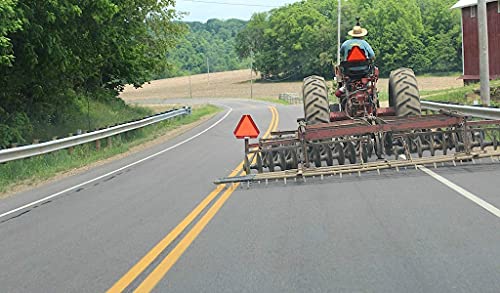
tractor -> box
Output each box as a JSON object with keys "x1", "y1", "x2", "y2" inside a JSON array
[{"x1": 215, "y1": 46, "x2": 500, "y2": 185}]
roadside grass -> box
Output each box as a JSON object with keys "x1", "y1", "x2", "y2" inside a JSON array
[
  {"x1": 0, "y1": 104, "x2": 221, "y2": 195},
  {"x1": 416, "y1": 72, "x2": 461, "y2": 78},
  {"x1": 256, "y1": 97, "x2": 292, "y2": 105},
  {"x1": 421, "y1": 79, "x2": 500, "y2": 106},
  {"x1": 31, "y1": 97, "x2": 155, "y2": 143}
]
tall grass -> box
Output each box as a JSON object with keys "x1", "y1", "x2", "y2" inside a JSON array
[
  {"x1": 0, "y1": 104, "x2": 220, "y2": 194},
  {"x1": 421, "y1": 80, "x2": 500, "y2": 106}
]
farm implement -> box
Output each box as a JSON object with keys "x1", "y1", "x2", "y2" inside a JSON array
[{"x1": 215, "y1": 57, "x2": 500, "y2": 185}]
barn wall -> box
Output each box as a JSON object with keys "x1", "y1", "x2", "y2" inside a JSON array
[{"x1": 462, "y1": 2, "x2": 500, "y2": 80}]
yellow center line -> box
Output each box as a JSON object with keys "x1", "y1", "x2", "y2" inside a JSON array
[
  {"x1": 133, "y1": 107, "x2": 279, "y2": 292},
  {"x1": 106, "y1": 106, "x2": 278, "y2": 293}
]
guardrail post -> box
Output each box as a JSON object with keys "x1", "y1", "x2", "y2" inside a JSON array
[
  {"x1": 107, "y1": 137, "x2": 112, "y2": 148},
  {"x1": 68, "y1": 134, "x2": 74, "y2": 155},
  {"x1": 0, "y1": 106, "x2": 193, "y2": 164}
]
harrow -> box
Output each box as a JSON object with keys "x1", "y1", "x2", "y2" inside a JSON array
[
  {"x1": 216, "y1": 110, "x2": 500, "y2": 185},
  {"x1": 215, "y1": 62, "x2": 500, "y2": 185}
]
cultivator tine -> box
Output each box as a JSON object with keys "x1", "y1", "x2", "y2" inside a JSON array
[{"x1": 215, "y1": 113, "x2": 500, "y2": 186}]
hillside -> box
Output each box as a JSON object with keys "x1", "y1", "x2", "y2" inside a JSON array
[{"x1": 157, "y1": 19, "x2": 249, "y2": 79}]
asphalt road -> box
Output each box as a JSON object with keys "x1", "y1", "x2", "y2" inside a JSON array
[{"x1": 0, "y1": 99, "x2": 499, "y2": 293}]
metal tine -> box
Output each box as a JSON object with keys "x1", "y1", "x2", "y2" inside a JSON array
[
  {"x1": 472, "y1": 158, "x2": 476, "y2": 164},
  {"x1": 396, "y1": 166, "x2": 400, "y2": 172},
  {"x1": 453, "y1": 160, "x2": 457, "y2": 167},
  {"x1": 377, "y1": 168, "x2": 381, "y2": 175},
  {"x1": 433, "y1": 162, "x2": 438, "y2": 169},
  {"x1": 358, "y1": 171, "x2": 361, "y2": 177},
  {"x1": 284, "y1": 178, "x2": 287, "y2": 185},
  {"x1": 340, "y1": 172, "x2": 343, "y2": 179}
]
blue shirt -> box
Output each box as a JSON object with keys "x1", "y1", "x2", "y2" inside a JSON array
[{"x1": 340, "y1": 39, "x2": 375, "y2": 61}]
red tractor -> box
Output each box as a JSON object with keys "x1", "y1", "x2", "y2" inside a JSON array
[{"x1": 215, "y1": 47, "x2": 500, "y2": 184}]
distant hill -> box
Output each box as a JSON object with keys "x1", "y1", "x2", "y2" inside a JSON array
[{"x1": 158, "y1": 19, "x2": 249, "y2": 79}]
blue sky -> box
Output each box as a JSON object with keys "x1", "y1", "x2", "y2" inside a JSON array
[{"x1": 174, "y1": 0, "x2": 300, "y2": 22}]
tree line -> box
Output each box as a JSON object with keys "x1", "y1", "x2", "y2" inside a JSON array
[
  {"x1": 158, "y1": 18, "x2": 248, "y2": 78},
  {"x1": 236, "y1": 0, "x2": 462, "y2": 78},
  {"x1": 0, "y1": 0, "x2": 183, "y2": 147}
]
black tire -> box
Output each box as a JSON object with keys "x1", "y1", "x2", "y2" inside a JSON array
[
  {"x1": 388, "y1": 68, "x2": 421, "y2": 117},
  {"x1": 303, "y1": 75, "x2": 330, "y2": 124}
]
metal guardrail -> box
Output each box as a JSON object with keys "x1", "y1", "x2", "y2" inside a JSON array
[
  {"x1": 0, "y1": 107, "x2": 192, "y2": 164},
  {"x1": 279, "y1": 93, "x2": 302, "y2": 104},
  {"x1": 421, "y1": 101, "x2": 500, "y2": 120}
]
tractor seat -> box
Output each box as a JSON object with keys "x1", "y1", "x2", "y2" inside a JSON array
[{"x1": 340, "y1": 60, "x2": 373, "y2": 80}]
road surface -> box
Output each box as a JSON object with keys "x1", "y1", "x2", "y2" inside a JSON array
[{"x1": 0, "y1": 99, "x2": 499, "y2": 293}]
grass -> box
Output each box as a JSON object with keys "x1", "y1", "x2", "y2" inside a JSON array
[
  {"x1": 0, "y1": 104, "x2": 221, "y2": 195},
  {"x1": 421, "y1": 79, "x2": 500, "y2": 106},
  {"x1": 256, "y1": 97, "x2": 293, "y2": 105},
  {"x1": 416, "y1": 72, "x2": 461, "y2": 78},
  {"x1": 30, "y1": 98, "x2": 155, "y2": 143}
]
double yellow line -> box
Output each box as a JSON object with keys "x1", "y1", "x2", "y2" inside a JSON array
[{"x1": 107, "y1": 106, "x2": 279, "y2": 293}]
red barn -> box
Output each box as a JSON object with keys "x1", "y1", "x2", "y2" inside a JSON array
[{"x1": 452, "y1": 0, "x2": 500, "y2": 83}]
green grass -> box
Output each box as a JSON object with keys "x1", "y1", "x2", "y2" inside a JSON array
[
  {"x1": 30, "y1": 98, "x2": 154, "y2": 142},
  {"x1": 256, "y1": 97, "x2": 293, "y2": 105},
  {"x1": 421, "y1": 79, "x2": 500, "y2": 106},
  {"x1": 416, "y1": 72, "x2": 462, "y2": 78},
  {"x1": 0, "y1": 104, "x2": 221, "y2": 194}
]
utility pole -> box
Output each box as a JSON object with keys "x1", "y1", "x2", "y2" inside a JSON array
[
  {"x1": 206, "y1": 56, "x2": 210, "y2": 87},
  {"x1": 478, "y1": 0, "x2": 490, "y2": 105},
  {"x1": 250, "y1": 48, "x2": 254, "y2": 99},
  {"x1": 188, "y1": 71, "x2": 193, "y2": 99},
  {"x1": 337, "y1": 0, "x2": 341, "y2": 65}
]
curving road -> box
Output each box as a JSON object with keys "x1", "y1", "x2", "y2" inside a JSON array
[{"x1": 0, "y1": 99, "x2": 499, "y2": 293}]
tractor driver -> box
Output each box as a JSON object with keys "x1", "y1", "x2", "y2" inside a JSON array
[
  {"x1": 340, "y1": 21, "x2": 375, "y2": 62},
  {"x1": 335, "y1": 20, "x2": 376, "y2": 107}
]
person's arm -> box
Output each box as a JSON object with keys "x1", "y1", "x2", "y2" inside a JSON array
[{"x1": 364, "y1": 41, "x2": 375, "y2": 60}]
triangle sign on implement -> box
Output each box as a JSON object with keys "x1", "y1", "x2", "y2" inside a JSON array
[
  {"x1": 234, "y1": 115, "x2": 260, "y2": 139},
  {"x1": 347, "y1": 46, "x2": 367, "y2": 62}
]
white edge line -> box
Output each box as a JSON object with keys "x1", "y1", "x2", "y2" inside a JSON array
[
  {"x1": 0, "y1": 108, "x2": 233, "y2": 219},
  {"x1": 418, "y1": 166, "x2": 500, "y2": 218},
  {"x1": 398, "y1": 155, "x2": 500, "y2": 218}
]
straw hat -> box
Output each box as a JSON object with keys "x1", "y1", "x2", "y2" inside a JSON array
[{"x1": 348, "y1": 25, "x2": 368, "y2": 37}]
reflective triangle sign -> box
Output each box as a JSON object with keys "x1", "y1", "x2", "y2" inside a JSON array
[
  {"x1": 234, "y1": 115, "x2": 260, "y2": 139},
  {"x1": 347, "y1": 46, "x2": 367, "y2": 62}
]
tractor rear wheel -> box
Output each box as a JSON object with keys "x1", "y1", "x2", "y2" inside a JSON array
[
  {"x1": 389, "y1": 68, "x2": 421, "y2": 117},
  {"x1": 303, "y1": 75, "x2": 330, "y2": 124}
]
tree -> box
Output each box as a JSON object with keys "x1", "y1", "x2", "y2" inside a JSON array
[
  {"x1": 0, "y1": 0, "x2": 22, "y2": 66},
  {"x1": 0, "y1": 0, "x2": 183, "y2": 147}
]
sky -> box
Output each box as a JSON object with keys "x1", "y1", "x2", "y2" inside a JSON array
[{"x1": 174, "y1": 0, "x2": 300, "y2": 22}]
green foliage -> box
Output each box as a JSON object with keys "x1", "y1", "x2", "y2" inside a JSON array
[
  {"x1": 0, "y1": 0, "x2": 183, "y2": 147},
  {"x1": 238, "y1": 0, "x2": 463, "y2": 78},
  {"x1": 159, "y1": 18, "x2": 248, "y2": 78},
  {"x1": 0, "y1": 0, "x2": 23, "y2": 66},
  {"x1": 0, "y1": 104, "x2": 221, "y2": 194}
]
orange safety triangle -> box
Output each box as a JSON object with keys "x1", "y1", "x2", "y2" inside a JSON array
[
  {"x1": 234, "y1": 115, "x2": 260, "y2": 139},
  {"x1": 347, "y1": 46, "x2": 367, "y2": 62}
]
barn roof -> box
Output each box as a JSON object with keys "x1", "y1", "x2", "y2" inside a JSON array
[{"x1": 452, "y1": 0, "x2": 497, "y2": 9}]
